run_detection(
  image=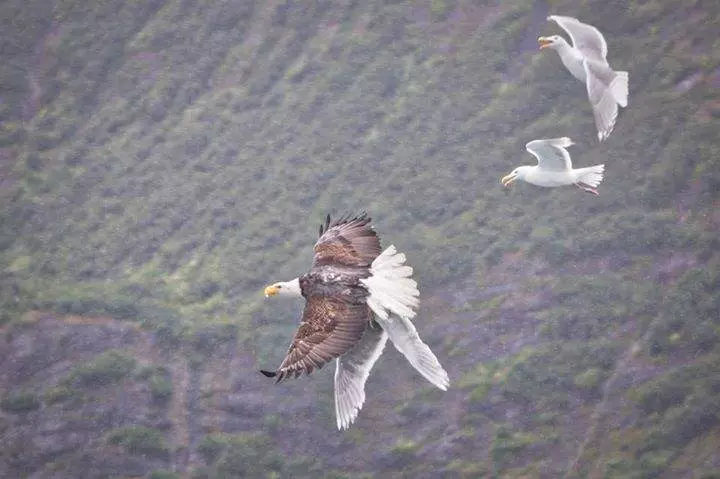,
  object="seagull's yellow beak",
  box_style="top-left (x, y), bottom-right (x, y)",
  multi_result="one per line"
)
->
top-left (264, 285), bottom-right (280, 298)
top-left (538, 37), bottom-right (552, 49)
top-left (501, 173), bottom-right (517, 187)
